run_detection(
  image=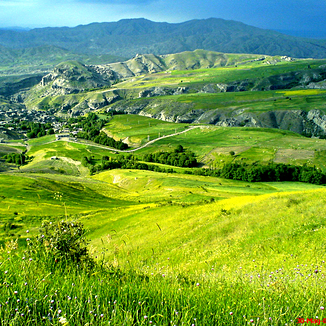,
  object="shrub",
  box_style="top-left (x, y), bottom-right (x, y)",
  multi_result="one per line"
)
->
top-left (37, 220), bottom-right (94, 269)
